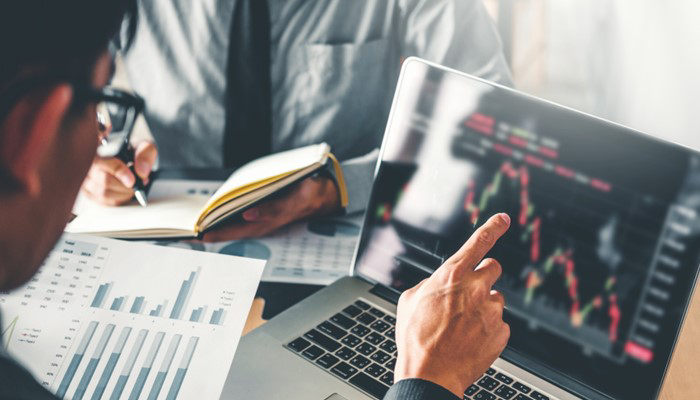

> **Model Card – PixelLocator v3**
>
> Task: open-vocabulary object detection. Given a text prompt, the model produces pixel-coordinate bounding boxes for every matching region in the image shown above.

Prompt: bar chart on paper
[49,317,207,400]
[0,233,264,400]
[89,266,233,326]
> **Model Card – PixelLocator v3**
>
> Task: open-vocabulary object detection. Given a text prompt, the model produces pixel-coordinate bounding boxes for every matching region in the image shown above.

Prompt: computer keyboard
[285,298,553,400]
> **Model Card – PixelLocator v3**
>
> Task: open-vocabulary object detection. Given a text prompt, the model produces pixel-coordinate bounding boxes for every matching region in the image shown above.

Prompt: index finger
[445,213,510,273]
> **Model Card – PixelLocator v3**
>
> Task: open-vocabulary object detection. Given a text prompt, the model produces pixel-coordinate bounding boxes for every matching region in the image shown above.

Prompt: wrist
[312,176,341,216]
[394,355,467,398]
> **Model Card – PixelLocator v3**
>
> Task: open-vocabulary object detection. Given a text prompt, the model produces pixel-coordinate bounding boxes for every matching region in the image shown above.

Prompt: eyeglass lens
[96,101,131,158]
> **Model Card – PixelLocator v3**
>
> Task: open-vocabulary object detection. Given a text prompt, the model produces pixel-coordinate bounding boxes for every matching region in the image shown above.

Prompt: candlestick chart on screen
[463,160,623,343]
[368,111,678,363]
[453,114,674,362]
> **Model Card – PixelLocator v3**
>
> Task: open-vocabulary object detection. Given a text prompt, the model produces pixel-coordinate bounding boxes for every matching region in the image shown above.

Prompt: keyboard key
[350,355,370,368]
[512,382,531,394]
[318,321,347,340]
[383,315,396,324]
[495,373,513,385]
[385,358,396,370]
[365,332,385,345]
[331,313,356,329]
[349,372,390,399]
[357,312,377,325]
[380,371,394,386]
[316,353,339,369]
[304,329,341,352]
[366,363,387,377]
[331,362,358,380]
[287,337,310,352]
[341,334,361,348]
[356,343,377,356]
[514,395,529,400]
[485,368,496,376]
[370,350,391,364]
[301,345,324,360]
[474,390,497,400]
[343,305,363,317]
[477,376,500,391]
[351,325,371,337]
[465,384,480,396]
[494,385,516,399]
[355,300,371,310]
[335,347,357,361]
[379,340,396,353]
[384,328,396,340]
[370,320,390,333]
[369,308,385,318]
[529,391,549,400]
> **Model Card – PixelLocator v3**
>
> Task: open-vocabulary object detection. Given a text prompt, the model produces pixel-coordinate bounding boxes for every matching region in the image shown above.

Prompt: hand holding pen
[80,141,158,207]
[116,143,150,206]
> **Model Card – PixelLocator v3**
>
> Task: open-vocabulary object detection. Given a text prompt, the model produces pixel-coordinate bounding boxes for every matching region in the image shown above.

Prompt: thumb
[133,141,157,181]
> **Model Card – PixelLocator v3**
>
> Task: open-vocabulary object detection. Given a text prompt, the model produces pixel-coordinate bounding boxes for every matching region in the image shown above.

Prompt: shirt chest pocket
[295,38,393,118]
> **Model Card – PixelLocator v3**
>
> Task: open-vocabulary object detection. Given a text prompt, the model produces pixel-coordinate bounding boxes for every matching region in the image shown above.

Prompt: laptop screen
[354,58,700,400]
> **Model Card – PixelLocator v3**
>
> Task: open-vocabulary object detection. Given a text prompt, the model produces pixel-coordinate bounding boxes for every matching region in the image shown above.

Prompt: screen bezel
[349,56,700,400]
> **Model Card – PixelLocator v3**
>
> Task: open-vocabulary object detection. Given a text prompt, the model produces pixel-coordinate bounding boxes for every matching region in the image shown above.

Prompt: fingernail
[243,208,260,221]
[499,213,510,225]
[116,170,135,187]
[135,161,151,178]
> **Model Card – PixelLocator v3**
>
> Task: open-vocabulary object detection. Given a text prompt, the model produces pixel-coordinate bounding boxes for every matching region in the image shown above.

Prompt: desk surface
[659,279,700,400]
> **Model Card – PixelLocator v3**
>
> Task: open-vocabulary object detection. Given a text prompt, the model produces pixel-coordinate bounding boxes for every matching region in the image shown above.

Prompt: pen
[116,144,149,207]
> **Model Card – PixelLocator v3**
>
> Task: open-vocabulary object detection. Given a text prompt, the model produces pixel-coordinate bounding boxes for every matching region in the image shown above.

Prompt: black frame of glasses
[0,74,144,156]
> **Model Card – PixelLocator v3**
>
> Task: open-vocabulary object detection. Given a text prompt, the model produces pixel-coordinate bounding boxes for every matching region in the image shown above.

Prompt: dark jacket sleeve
[0,356,59,400]
[383,378,461,400]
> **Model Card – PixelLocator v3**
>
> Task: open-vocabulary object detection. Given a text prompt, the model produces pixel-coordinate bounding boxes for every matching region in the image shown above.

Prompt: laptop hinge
[369,284,400,305]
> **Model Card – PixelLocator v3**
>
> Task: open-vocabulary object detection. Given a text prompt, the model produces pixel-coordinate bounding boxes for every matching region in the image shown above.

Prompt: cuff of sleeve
[383,378,461,400]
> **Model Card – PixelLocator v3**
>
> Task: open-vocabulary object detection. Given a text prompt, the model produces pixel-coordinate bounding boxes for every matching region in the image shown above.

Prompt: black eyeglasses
[92,86,145,158]
[0,75,144,158]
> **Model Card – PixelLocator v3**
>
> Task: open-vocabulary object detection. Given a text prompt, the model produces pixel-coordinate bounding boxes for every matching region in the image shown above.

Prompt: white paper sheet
[204,143,329,212]
[67,180,225,236]
[0,233,264,400]
[154,213,363,286]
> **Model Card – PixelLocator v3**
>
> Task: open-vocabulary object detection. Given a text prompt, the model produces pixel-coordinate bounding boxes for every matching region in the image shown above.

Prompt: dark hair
[0,2,137,192]
[0,1,137,90]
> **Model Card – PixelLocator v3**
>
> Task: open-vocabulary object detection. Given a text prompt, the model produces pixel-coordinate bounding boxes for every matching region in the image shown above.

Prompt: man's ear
[0,84,73,195]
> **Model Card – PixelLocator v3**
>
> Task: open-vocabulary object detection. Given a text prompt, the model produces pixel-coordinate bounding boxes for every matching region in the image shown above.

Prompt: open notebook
[66,143,348,239]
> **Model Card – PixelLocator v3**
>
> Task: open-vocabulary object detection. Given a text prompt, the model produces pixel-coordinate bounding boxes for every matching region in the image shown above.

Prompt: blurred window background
[483,0,700,149]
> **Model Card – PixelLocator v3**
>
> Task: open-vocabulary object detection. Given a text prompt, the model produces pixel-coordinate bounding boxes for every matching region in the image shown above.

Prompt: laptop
[221,57,700,400]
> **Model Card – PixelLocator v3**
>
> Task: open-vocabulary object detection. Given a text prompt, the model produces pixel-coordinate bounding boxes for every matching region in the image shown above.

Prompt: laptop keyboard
[285,298,555,400]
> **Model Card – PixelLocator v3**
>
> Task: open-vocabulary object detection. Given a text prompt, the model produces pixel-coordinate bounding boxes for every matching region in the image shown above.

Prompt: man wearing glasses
[0,1,510,399]
[81,0,512,242]
[0,1,137,395]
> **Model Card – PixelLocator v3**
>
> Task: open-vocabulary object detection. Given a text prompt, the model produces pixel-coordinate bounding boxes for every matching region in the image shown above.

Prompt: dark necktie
[223,0,272,168]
